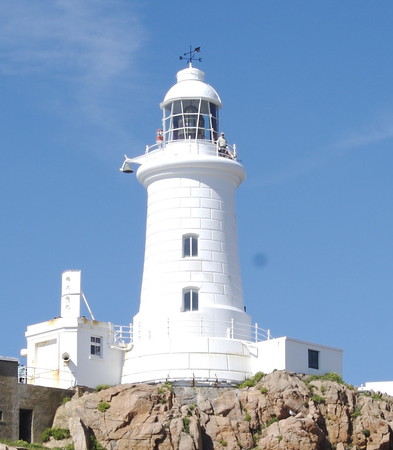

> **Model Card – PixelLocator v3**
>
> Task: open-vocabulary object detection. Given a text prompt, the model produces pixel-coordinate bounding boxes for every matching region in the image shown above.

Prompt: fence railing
[18,365,75,387]
[112,319,271,346]
[142,139,238,161]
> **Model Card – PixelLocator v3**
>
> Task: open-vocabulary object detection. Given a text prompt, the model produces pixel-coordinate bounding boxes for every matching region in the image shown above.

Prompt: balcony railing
[142,139,238,161]
[112,319,271,346]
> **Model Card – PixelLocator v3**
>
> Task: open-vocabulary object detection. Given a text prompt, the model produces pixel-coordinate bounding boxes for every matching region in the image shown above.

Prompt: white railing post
[167,318,170,337]
[200,317,203,336]
[267,329,271,340]
[255,323,258,343]
[230,318,234,339]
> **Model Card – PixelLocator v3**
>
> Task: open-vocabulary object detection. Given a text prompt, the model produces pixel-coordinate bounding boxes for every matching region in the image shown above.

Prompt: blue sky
[1,0,392,387]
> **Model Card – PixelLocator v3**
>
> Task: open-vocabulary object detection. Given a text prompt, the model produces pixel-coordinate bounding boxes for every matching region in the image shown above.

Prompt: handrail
[112,320,271,346]
[143,139,238,160]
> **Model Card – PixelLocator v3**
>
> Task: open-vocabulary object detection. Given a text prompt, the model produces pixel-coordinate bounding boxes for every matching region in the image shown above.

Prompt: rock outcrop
[48,371,393,449]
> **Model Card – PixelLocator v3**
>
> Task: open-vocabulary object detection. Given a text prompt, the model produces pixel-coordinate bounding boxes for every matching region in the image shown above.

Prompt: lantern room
[160,66,221,143]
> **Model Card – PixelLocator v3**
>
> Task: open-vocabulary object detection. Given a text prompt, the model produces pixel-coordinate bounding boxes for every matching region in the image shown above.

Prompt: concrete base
[121,336,252,385]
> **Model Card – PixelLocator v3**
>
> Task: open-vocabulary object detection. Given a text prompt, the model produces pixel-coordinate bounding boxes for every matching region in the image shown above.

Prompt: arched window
[183,234,198,257]
[183,288,199,312]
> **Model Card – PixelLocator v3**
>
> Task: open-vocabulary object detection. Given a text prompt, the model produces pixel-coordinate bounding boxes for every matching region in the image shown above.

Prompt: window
[308,349,319,369]
[183,289,199,311]
[90,336,102,357]
[183,234,198,257]
[162,99,219,143]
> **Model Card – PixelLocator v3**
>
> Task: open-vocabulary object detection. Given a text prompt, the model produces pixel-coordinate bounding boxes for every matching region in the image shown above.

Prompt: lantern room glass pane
[162,99,219,143]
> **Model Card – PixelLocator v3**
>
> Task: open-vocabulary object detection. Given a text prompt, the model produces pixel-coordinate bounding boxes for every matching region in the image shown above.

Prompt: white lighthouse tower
[121,58,254,384]
[21,52,343,389]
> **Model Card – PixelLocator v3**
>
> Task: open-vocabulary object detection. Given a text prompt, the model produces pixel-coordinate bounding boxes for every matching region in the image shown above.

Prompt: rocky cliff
[33,371,393,449]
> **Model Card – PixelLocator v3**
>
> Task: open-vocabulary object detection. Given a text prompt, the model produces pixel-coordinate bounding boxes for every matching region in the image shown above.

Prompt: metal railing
[18,365,75,387]
[143,139,238,160]
[112,319,271,346]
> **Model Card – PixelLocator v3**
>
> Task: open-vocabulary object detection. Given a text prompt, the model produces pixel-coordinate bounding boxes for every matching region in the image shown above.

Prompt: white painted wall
[251,337,343,376]
[25,317,124,389]
[359,381,393,396]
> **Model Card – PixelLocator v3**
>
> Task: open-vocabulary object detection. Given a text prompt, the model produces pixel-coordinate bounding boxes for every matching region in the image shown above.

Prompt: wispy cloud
[254,118,393,187]
[0,0,147,142]
[328,122,393,152]
[0,0,144,81]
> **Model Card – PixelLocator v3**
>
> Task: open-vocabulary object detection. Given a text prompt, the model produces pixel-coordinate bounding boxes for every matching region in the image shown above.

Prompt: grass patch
[95,384,111,392]
[311,394,325,405]
[306,373,354,389]
[62,396,72,404]
[183,416,190,434]
[259,387,268,394]
[351,406,362,418]
[90,435,105,450]
[266,416,278,426]
[219,439,228,446]
[237,372,265,389]
[0,440,47,449]
[97,401,111,412]
[41,427,71,442]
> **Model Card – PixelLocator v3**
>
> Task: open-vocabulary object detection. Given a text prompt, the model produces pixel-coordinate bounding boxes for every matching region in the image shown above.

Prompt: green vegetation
[259,387,268,394]
[0,440,46,449]
[89,435,105,450]
[94,384,111,392]
[358,391,384,401]
[311,394,326,405]
[266,416,278,426]
[237,372,265,389]
[362,429,371,438]
[183,416,190,434]
[244,412,251,422]
[278,435,284,442]
[351,406,362,418]
[62,396,72,404]
[158,381,173,394]
[97,401,111,412]
[41,427,71,442]
[219,439,228,446]
[306,373,354,390]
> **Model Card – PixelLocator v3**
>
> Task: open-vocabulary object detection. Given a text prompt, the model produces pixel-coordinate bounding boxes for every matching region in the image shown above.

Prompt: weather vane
[179,46,202,65]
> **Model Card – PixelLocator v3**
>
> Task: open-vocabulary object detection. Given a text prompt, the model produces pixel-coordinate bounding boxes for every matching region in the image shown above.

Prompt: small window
[183,235,198,257]
[308,349,319,369]
[183,289,199,311]
[91,336,102,357]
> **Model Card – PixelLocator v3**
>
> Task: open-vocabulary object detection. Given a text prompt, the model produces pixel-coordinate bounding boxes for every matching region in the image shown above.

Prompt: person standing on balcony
[217,132,228,156]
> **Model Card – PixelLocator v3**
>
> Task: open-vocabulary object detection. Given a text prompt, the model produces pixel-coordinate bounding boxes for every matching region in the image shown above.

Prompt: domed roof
[161,66,222,108]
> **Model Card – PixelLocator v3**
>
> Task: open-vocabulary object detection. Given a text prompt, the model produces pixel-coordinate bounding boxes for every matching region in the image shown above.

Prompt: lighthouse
[121,57,255,384]
[22,52,343,390]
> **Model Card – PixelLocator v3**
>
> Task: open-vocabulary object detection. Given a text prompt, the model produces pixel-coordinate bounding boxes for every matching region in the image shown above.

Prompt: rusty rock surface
[48,371,393,450]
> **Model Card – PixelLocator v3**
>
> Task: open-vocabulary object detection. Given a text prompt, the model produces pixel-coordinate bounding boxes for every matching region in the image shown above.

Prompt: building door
[19,409,33,443]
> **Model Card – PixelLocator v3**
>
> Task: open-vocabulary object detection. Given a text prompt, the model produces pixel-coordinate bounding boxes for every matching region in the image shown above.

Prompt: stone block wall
[0,358,73,443]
